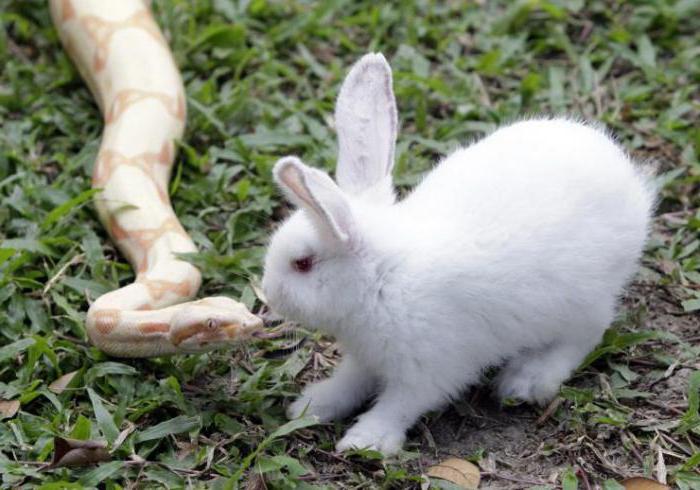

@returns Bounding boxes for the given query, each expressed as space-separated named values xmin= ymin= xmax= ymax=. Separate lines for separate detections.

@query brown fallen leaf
xmin=112 ymin=421 xmax=136 ymax=452
xmin=48 ymin=370 xmax=79 ymax=394
xmin=0 ymin=399 xmax=20 ymax=419
xmin=51 ymin=437 xmax=111 ymax=468
xmin=658 ymin=259 xmax=676 ymax=275
xmin=622 ymin=477 xmax=671 ymax=490
xmin=245 ymin=471 xmax=268 ymax=490
xmin=427 ymin=457 xmax=480 ymax=489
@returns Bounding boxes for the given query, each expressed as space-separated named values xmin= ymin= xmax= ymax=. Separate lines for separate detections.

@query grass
xmin=0 ymin=0 xmax=699 ymax=488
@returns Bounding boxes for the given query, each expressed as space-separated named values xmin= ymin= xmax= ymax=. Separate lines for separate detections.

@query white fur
xmin=334 ymin=52 xmax=397 ymax=205
xmin=262 ymin=52 xmax=656 ymax=455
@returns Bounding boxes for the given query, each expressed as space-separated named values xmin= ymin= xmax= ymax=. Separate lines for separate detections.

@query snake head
xmin=170 ymin=297 xmax=263 ymax=353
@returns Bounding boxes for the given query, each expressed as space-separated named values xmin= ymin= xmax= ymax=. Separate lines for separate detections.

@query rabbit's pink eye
xmin=292 ymin=256 xmax=313 ymax=273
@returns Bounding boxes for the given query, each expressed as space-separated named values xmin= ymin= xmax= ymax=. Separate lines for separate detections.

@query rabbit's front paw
xmin=336 ymin=421 xmax=405 ymax=456
xmin=287 ymin=392 xmax=336 ymax=422
xmin=287 ymin=380 xmax=356 ymax=422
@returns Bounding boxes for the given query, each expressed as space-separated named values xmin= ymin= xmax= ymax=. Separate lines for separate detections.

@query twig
xmin=313 ymin=448 xmax=353 ymax=466
xmin=536 ymin=396 xmax=563 ymax=426
xmin=416 ymin=420 xmax=437 ymax=456
xmin=622 ymin=431 xmax=646 ymax=466
xmin=648 ymin=360 xmax=681 ymax=389
xmin=13 ymin=461 xmax=51 ymax=467
xmin=42 ymin=253 xmax=85 ymax=296
xmin=659 ymin=432 xmax=694 ymax=457
xmin=656 ymin=447 xmax=667 ymax=484
xmin=646 ymin=400 xmax=685 ymax=416
xmin=584 ymin=441 xmax=628 ymax=478
xmin=577 ymin=465 xmax=593 ymax=490
xmin=481 ymin=471 xmax=548 ymax=486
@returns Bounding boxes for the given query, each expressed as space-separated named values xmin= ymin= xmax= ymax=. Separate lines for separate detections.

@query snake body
xmin=50 ymin=0 xmax=262 ymax=357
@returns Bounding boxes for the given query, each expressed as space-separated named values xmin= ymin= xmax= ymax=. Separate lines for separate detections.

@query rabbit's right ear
xmin=334 ymin=53 xmax=398 ymax=204
xmin=273 ymin=156 xmax=354 ymax=243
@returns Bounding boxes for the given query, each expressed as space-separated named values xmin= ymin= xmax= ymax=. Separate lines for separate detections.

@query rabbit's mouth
xmin=262 ymin=318 xmax=285 ymax=328
xmin=258 ymin=305 xmax=283 ymax=325
xmin=254 ymin=306 xmax=303 ymax=335
xmin=250 ymin=311 xmax=307 ymax=359
xmin=252 ymin=311 xmax=296 ymax=338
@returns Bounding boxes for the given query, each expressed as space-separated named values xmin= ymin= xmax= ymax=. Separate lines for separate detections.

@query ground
xmin=0 ymin=0 xmax=699 ymax=488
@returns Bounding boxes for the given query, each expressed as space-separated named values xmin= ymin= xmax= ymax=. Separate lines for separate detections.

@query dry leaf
xmin=245 ymin=471 xmax=268 ymax=490
xmin=112 ymin=421 xmax=136 ymax=451
xmin=0 ymin=399 xmax=20 ymax=419
xmin=48 ymin=370 xmax=79 ymax=394
xmin=655 ymin=447 xmax=667 ymax=484
xmin=427 ymin=457 xmax=480 ymax=489
xmin=658 ymin=259 xmax=676 ymax=275
xmin=621 ymin=477 xmax=671 ymax=490
xmin=251 ymin=282 xmax=268 ymax=305
xmin=51 ymin=437 xmax=111 ymax=467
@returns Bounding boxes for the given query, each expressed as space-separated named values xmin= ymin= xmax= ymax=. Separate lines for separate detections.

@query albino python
xmin=49 ymin=0 xmax=263 ymax=357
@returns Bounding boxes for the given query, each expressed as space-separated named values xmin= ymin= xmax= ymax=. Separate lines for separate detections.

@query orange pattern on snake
xmin=59 ymin=0 xmax=75 ymax=22
xmin=107 ymin=215 xmax=189 ymax=274
xmin=105 ymin=89 xmax=185 ymax=125
xmin=171 ymin=323 xmax=214 ymax=346
xmin=138 ymin=322 xmax=170 ymax=334
xmin=138 ymin=278 xmax=197 ymax=301
xmin=82 ymin=9 xmax=166 ymax=71
xmin=108 ymin=215 xmax=187 ymax=250
xmin=49 ymin=0 xmax=261 ymax=357
xmin=92 ymin=142 xmax=173 ymax=203
xmin=93 ymin=309 xmax=120 ymax=335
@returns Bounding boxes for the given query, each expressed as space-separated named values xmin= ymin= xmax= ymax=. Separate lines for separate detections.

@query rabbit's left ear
xmin=334 ymin=53 xmax=398 ymax=204
xmin=273 ymin=156 xmax=354 ymax=242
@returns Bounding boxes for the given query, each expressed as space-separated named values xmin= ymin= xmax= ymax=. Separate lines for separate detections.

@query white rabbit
xmin=261 ymin=52 xmax=656 ymax=455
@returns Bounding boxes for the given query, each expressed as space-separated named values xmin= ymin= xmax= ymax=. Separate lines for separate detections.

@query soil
xmin=301 ymin=280 xmax=699 ymax=488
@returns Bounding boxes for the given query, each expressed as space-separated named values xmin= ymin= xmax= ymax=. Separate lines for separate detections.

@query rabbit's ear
xmin=274 ymin=156 xmax=354 ymax=242
xmin=334 ymin=52 xmax=398 ymax=203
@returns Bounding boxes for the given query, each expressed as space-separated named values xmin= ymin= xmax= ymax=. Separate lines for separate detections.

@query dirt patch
xmin=388 ymin=282 xmax=700 ymax=488
xmin=296 ymin=279 xmax=699 ymax=488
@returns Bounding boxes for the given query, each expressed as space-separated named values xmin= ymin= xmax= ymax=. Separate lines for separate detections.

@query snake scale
xmin=49 ymin=0 xmax=262 ymax=357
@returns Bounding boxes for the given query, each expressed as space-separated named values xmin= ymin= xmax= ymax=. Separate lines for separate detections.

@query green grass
xmin=1 ymin=0 xmax=699 ymax=488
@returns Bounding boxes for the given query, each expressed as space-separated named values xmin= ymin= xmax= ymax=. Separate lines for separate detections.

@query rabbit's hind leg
xmin=494 ymin=339 xmax=599 ymax=405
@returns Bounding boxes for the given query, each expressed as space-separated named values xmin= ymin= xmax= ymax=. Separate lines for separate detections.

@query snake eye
xmin=206 ymin=318 xmax=218 ymax=330
xmin=292 ymin=256 xmax=313 ymax=273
